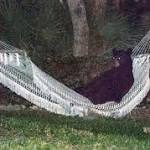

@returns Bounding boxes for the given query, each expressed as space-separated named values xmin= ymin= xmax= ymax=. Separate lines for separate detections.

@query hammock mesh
xmin=0 ymin=30 xmax=150 ymax=118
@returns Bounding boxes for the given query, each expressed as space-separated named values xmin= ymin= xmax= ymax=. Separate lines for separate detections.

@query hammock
xmin=0 ymin=31 xmax=150 ymax=118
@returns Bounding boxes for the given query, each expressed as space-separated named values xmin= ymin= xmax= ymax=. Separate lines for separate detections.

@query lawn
xmin=0 ymin=110 xmax=150 ymax=150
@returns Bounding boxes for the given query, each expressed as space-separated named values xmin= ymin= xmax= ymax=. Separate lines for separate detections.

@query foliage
xmin=85 ymin=1 xmax=149 ymax=56
xmin=0 ymin=0 xmax=33 ymax=50
xmin=0 ymin=111 xmax=150 ymax=150
xmin=93 ymin=13 xmax=144 ymax=50
xmin=0 ymin=0 xmax=72 ymax=65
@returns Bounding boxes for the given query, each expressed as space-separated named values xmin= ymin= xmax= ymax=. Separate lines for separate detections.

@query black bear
xmin=75 ymin=48 xmax=134 ymax=104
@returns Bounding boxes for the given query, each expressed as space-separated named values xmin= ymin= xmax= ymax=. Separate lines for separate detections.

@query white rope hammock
xmin=0 ymin=30 xmax=150 ymax=118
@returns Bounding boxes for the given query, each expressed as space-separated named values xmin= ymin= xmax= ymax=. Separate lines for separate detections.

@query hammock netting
xmin=0 ymin=30 xmax=150 ymax=118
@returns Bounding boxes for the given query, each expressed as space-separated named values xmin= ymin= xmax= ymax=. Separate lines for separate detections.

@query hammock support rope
xmin=0 ymin=31 xmax=150 ymax=118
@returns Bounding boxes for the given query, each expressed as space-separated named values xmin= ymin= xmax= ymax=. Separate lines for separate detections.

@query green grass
xmin=0 ymin=110 xmax=150 ymax=150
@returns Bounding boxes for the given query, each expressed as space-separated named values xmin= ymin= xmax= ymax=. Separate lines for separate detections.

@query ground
xmin=0 ymin=110 xmax=150 ymax=150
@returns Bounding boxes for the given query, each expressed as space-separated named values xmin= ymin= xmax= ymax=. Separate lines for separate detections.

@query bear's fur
xmin=75 ymin=48 xmax=134 ymax=104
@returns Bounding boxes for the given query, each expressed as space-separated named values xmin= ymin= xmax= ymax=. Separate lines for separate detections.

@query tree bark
xmin=91 ymin=0 xmax=107 ymax=19
xmin=66 ymin=0 xmax=89 ymax=57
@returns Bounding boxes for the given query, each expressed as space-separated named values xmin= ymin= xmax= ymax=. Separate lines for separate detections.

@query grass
xmin=0 ymin=110 xmax=150 ymax=150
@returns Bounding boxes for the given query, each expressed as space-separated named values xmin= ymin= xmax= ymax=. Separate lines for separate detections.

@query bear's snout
xmin=113 ymin=59 xmax=120 ymax=67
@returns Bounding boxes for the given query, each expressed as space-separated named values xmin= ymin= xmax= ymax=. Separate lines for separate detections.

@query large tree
xmin=61 ymin=0 xmax=89 ymax=57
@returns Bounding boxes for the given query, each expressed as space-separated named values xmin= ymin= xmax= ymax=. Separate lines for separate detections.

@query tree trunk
xmin=87 ymin=0 xmax=107 ymax=54
xmin=91 ymin=0 xmax=107 ymax=19
xmin=66 ymin=0 xmax=89 ymax=57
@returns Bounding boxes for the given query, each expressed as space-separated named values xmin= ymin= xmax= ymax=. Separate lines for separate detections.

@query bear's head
xmin=112 ymin=48 xmax=132 ymax=67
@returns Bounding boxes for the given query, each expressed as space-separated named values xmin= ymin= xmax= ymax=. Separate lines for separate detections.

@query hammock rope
xmin=0 ymin=30 xmax=150 ymax=118
xmin=132 ymin=30 xmax=150 ymax=55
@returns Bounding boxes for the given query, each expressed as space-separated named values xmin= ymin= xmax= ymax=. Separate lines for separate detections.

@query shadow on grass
xmin=0 ymin=110 xmax=150 ymax=141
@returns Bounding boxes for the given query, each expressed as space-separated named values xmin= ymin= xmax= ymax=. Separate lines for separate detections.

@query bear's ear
xmin=126 ymin=48 xmax=132 ymax=55
xmin=112 ymin=48 xmax=117 ymax=56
